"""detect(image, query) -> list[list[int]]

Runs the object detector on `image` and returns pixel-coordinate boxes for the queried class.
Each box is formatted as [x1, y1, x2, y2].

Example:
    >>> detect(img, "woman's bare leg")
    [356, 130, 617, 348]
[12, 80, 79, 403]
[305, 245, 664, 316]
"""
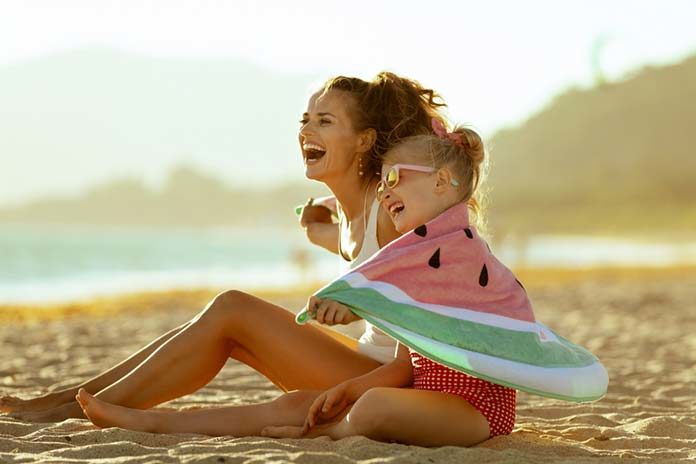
[76, 388, 320, 436]
[0, 322, 190, 413]
[263, 387, 492, 447]
[11, 290, 380, 422]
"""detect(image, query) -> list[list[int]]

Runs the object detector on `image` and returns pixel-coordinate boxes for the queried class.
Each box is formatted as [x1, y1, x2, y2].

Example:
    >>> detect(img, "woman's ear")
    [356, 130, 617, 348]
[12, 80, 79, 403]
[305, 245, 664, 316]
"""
[357, 128, 377, 153]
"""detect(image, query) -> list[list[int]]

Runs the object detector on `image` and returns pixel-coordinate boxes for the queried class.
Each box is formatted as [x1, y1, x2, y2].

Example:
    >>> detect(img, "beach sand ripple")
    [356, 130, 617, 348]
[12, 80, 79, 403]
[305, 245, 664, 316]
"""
[1, 269, 695, 463]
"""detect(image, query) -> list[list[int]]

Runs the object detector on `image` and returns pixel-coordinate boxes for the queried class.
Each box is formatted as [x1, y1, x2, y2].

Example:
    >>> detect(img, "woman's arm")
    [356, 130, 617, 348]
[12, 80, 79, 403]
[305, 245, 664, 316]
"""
[299, 203, 339, 254]
[305, 222, 339, 254]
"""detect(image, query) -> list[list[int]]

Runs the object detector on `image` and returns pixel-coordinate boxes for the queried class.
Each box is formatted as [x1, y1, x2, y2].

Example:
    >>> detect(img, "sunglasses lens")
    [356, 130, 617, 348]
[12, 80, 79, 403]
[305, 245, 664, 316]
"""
[376, 181, 385, 200]
[386, 168, 399, 188]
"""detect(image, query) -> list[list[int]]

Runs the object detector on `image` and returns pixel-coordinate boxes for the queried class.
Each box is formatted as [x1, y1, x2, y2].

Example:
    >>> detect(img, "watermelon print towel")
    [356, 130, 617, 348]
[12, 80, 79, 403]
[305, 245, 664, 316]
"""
[296, 202, 609, 402]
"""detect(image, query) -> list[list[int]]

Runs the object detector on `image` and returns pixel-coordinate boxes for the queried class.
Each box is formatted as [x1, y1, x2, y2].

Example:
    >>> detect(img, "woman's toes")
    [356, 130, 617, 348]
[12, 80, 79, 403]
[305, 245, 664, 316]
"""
[0, 392, 68, 413]
[9, 401, 82, 423]
[0, 395, 35, 413]
[0, 395, 20, 412]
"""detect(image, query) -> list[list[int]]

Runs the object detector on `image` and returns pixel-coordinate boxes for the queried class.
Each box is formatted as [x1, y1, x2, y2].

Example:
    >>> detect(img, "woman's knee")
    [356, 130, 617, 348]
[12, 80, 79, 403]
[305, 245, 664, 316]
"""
[194, 289, 255, 327]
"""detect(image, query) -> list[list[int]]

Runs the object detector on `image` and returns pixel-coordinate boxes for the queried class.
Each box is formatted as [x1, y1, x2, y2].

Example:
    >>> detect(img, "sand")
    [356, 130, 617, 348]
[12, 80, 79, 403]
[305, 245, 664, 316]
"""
[1, 267, 695, 463]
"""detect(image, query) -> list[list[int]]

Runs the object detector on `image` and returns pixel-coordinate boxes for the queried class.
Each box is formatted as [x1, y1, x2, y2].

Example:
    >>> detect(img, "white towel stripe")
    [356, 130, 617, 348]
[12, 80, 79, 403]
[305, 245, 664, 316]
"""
[344, 272, 560, 340]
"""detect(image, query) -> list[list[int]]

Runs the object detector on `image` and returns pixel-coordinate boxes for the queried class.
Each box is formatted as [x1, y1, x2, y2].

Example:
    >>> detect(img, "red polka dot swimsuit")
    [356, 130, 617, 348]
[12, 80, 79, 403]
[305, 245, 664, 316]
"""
[410, 350, 516, 438]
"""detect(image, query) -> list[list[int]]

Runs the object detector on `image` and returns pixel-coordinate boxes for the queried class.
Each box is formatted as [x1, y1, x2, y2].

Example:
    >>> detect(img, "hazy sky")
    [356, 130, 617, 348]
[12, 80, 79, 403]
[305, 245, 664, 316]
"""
[1, 0, 695, 204]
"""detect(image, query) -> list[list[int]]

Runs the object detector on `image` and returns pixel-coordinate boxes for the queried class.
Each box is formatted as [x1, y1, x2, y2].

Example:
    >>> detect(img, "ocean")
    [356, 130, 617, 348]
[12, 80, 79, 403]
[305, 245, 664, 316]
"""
[1, 225, 695, 305]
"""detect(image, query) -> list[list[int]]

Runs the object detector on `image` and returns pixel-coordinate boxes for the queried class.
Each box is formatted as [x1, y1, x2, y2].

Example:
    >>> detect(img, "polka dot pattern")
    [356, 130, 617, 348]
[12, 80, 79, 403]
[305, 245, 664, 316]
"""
[410, 351, 516, 438]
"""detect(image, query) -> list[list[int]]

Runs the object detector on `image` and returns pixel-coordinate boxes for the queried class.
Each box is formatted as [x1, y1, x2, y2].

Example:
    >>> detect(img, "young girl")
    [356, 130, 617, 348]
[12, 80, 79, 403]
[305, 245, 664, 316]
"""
[75, 119, 516, 446]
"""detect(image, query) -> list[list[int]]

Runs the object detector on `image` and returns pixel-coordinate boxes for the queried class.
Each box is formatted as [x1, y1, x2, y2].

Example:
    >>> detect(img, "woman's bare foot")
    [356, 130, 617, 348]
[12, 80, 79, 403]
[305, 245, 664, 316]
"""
[76, 389, 156, 432]
[0, 390, 76, 413]
[9, 400, 85, 423]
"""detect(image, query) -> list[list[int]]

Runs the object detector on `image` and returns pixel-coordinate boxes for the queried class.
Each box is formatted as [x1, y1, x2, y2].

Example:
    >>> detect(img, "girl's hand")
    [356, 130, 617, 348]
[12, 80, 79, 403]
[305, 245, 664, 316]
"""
[303, 381, 357, 433]
[305, 296, 361, 325]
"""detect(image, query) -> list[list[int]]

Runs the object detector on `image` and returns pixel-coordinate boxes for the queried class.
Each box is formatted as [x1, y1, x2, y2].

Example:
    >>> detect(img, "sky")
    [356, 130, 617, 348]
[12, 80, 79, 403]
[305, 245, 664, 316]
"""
[1, 0, 695, 204]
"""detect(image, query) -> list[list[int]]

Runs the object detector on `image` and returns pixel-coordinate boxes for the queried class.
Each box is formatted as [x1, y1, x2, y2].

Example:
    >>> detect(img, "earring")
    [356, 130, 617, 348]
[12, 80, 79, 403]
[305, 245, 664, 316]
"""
[358, 155, 364, 176]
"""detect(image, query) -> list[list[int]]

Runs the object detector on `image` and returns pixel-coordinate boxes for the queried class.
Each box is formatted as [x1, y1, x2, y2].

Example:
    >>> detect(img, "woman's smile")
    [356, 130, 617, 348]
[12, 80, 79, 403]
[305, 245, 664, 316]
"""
[301, 141, 327, 165]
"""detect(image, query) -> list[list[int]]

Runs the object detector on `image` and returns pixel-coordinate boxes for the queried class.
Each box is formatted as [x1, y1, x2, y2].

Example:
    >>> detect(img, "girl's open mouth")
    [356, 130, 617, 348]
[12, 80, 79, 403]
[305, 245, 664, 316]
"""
[388, 201, 405, 220]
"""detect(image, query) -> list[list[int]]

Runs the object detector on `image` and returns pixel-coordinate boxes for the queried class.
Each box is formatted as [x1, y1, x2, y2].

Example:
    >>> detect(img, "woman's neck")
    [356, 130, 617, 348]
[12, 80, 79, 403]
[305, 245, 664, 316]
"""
[327, 175, 376, 221]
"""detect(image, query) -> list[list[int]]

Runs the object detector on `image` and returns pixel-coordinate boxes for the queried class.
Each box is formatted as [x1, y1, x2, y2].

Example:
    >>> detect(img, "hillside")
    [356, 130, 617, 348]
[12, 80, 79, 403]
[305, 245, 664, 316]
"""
[0, 165, 331, 228]
[485, 54, 696, 236]
[2, 53, 695, 235]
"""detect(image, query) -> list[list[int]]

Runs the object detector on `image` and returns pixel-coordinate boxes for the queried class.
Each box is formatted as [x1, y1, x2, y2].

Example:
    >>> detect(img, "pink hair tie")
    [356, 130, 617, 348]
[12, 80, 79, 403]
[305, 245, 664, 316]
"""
[431, 118, 464, 147]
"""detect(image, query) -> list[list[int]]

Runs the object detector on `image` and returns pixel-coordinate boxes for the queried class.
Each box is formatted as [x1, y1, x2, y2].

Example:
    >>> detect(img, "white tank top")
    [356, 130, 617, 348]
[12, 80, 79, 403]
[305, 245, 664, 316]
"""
[339, 199, 397, 364]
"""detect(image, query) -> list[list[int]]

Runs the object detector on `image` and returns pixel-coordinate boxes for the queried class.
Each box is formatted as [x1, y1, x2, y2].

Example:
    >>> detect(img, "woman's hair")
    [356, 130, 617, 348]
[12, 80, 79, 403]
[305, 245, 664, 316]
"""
[386, 125, 489, 230]
[320, 72, 448, 182]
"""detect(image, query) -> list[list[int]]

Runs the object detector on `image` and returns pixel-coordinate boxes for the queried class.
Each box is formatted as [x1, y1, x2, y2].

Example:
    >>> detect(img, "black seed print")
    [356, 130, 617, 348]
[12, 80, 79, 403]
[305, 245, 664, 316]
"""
[479, 264, 489, 287]
[415, 225, 428, 237]
[464, 228, 473, 239]
[428, 248, 441, 268]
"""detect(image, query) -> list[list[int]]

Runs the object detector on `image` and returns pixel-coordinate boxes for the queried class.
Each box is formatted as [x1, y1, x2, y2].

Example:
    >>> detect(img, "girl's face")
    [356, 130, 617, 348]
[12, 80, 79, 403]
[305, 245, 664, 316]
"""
[379, 146, 448, 234]
[298, 89, 365, 182]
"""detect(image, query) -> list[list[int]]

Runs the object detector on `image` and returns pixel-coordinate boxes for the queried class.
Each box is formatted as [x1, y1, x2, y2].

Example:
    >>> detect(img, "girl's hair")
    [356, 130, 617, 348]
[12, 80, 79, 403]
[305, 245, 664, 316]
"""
[321, 72, 448, 182]
[386, 125, 489, 230]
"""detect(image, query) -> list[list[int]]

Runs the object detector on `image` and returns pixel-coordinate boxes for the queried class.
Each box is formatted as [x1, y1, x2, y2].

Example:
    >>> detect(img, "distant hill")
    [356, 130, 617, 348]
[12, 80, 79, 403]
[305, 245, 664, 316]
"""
[2, 53, 695, 235]
[485, 54, 696, 236]
[0, 165, 331, 228]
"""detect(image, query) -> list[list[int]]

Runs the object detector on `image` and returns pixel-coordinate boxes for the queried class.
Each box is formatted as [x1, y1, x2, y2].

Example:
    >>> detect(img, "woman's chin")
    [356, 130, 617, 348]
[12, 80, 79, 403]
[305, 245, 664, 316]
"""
[303, 158, 326, 180]
[304, 166, 324, 181]
[304, 159, 338, 182]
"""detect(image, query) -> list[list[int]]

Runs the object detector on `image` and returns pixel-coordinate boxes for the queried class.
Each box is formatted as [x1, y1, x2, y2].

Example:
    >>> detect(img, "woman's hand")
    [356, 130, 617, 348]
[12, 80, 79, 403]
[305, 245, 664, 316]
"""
[299, 198, 339, 253]
[305, 296, 361, 325]
[299, 199, 334, 228]
[303, 381, 358, 433]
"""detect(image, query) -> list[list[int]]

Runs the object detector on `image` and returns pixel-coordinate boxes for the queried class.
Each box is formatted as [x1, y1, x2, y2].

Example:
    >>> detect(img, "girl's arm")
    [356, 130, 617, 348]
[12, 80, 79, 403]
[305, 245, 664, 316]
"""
[345, 342, 413, 396]
[302, 343, 412, 429]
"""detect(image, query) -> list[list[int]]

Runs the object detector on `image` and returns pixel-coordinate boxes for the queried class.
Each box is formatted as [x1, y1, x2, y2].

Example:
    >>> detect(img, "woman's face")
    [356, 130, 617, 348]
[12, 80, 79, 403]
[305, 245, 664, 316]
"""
[299, 89, 364, 182]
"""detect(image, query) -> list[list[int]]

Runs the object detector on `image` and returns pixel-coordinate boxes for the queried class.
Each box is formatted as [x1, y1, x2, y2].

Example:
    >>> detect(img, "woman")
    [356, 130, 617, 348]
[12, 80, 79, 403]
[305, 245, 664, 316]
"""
[1, 72, 447, 423]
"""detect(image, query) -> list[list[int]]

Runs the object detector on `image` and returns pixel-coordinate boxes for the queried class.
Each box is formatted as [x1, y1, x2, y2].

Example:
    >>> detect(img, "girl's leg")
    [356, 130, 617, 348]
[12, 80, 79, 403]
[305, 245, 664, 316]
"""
[76, 388, 321, 436]
[0, 322, 190, 413]
[12, 290, 381, 422]
[264, 387, 491, 447]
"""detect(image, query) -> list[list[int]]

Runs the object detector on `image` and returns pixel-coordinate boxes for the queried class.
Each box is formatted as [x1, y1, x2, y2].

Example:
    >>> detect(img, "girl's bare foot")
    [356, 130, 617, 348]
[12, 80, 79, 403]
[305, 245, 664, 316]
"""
[262, 419, 344, 440]
[261, 425, 305, 439]
[0, 390, 76, 413]
[9, 400, 85, 423]
[76, 389, 156, 432]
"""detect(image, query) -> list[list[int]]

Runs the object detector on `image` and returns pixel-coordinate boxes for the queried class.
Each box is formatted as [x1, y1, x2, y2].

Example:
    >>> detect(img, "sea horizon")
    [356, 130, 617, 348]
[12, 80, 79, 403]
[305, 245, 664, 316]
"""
[2, 224, 696, 305]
